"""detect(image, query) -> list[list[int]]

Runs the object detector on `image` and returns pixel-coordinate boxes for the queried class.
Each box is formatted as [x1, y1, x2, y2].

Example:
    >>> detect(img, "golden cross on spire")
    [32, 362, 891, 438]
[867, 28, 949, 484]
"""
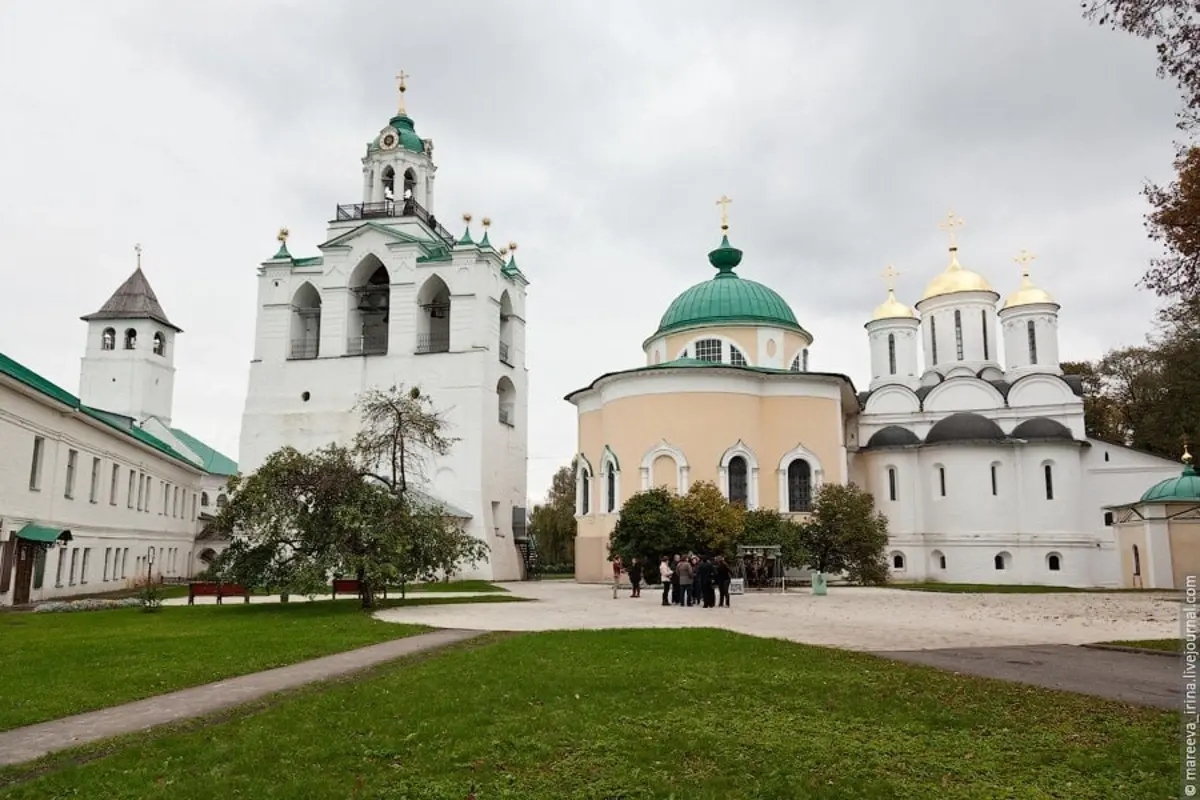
[395, 69, 409, 114]
[880, 264, 901, 292]
[134, 243, 142, 269]
[1013, 248, 1036, 278]
[938, 210, 965, 249]
[716, 194, 732, 232]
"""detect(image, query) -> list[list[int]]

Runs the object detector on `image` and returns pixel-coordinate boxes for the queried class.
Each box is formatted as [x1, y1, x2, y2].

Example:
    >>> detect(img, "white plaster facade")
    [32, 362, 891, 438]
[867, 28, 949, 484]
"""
[237, 100, 529, 581]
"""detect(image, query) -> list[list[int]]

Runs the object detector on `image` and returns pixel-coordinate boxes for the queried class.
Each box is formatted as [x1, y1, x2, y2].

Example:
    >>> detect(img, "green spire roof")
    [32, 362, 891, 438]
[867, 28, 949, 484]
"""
[480, 231, 492, 248]
[1140, 454, 1200, 503]
[458, 226, 474, 245]
[651, 234, 804, 338]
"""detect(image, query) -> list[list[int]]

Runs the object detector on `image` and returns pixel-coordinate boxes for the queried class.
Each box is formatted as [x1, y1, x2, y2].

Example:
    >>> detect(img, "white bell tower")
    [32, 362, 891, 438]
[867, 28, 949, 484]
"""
[361, 71, 436, 211]
[79, 245, 180, 425]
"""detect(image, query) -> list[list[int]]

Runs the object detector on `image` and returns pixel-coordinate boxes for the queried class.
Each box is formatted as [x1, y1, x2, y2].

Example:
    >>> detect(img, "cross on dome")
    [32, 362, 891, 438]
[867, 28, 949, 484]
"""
[395, 69, 409, 114]
[938, 210, 964, 250]
[716, 195, 732, 232]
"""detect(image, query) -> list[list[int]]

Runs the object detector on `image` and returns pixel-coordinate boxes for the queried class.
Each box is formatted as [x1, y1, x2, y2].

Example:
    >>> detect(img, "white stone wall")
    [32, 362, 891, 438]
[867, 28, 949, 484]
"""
[79, 319, 177, 426]
[239, 224, 529, 581]
[916, 292, 1001, 377]
[866, 318, 920, 389]
[0, 381, 205, 605]
[1000, 303, 1062, 378]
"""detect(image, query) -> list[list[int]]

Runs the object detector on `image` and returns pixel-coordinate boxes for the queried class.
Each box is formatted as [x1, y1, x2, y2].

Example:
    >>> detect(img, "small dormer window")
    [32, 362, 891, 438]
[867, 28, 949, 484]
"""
[124, 329, 137, 350]
[153, 332, 166, 357]
[101, 328, 116, 351]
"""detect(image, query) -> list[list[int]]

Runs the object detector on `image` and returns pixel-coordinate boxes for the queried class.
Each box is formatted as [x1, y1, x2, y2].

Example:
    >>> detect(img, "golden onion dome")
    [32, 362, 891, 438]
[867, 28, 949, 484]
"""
[921, 249, 995, 301]
[1002, 250, 1057, 309]
[871, 288, 916, 321]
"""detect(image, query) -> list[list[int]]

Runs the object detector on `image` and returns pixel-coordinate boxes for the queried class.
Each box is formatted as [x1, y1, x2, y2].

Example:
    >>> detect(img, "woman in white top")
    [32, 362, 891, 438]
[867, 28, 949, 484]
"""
[659, 556, 673, 606]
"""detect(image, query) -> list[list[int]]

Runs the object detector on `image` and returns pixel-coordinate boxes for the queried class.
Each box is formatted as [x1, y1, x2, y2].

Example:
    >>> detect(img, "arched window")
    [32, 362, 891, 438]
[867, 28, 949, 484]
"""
[497, 377, 516, 426]
[578, 465, 592, 515]
[694, 338, 721, 362]
[290, 283, 322, 359]
[403, 168, 417, 202]
[605, 463, 616, 513]
[416, 274, 450, 354]
[124, 328, 137, 350]
[381, 166, 395, 201]
[790, 355, 801, 372]
[887, 467, 898, 502]
[929, 317, 938, 365]
[1103, 511, 1114, 526]
[216, 494, 227, 509]
[153, 332, 166, 357]
[1043, 463, 1054, 500]
[802, 349, 809, 371]
[954, 309, 963, 360]
[499, 291, 514, 365]
[1047, 553, 1062, 572]
[350, 256, 391, 355]
[101, 328, 116, 351]
[1027, 320, 1038, 364]
[1133, 544, 1141, 576]
[932, 550, 947, 570]
[730, 346, 747, 367]
[981, 310, 990, 360]
[728, 456, 748, 506]
[994, 552, 1010, 571]
[200, 492, 209, 508]
[787, 460, 812, 512]
[892, 552, 905, 570]
[887, 334, 896, 375]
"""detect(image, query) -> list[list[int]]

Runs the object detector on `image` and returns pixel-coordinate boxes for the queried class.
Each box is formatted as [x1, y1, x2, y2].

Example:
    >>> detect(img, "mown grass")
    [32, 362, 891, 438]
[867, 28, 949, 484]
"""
[889, 582, 1167, 594]
[2, 629, 1176, 799]
[0, 594, 520, 732]
[404, 579, 507, 593]
[1103, 638, 1182, 653]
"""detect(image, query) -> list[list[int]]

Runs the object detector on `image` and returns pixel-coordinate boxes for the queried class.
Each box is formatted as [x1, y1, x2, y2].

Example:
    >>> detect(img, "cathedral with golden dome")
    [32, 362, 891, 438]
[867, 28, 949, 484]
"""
[567, 207, 1183, 587]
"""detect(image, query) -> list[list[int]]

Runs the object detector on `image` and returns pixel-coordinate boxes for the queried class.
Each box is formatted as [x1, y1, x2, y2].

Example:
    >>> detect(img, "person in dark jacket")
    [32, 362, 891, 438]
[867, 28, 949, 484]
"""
[676, 556, 694, 607]
[628, 557, 643, 598]
[697, 556, 717, 608]
[716, 555, 732, 608]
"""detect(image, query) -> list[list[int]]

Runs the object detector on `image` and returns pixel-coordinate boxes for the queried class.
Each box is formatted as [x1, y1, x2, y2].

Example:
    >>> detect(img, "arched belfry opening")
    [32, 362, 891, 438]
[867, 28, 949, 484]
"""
[290, 282, 322, 359]
[381, 166, 395, 202]
[403, 168, 417, 203]
[499, 290, 514, 365]
[416, 274, 451, 354]
[497, 376, 516, 426]
[348, 256, 390, 355]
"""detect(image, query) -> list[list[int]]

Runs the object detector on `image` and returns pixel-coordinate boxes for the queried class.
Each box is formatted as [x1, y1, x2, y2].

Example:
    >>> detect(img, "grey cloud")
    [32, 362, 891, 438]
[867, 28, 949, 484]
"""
[0, 0, 1181, 502]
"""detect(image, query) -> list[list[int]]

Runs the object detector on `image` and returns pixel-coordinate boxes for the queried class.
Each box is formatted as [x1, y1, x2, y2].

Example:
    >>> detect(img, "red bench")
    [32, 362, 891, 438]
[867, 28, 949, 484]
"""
[187, 581, 251, 605]
[331, 578, 387, 600]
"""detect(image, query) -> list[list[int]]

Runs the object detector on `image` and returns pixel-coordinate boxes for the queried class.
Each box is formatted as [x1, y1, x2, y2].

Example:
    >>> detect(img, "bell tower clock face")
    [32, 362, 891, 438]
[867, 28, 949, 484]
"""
[379, 127, 400, 151]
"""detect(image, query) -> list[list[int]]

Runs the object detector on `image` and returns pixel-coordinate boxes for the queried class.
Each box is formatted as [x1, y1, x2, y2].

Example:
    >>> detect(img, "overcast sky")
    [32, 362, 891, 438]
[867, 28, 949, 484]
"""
[0, 1, 1181, 503]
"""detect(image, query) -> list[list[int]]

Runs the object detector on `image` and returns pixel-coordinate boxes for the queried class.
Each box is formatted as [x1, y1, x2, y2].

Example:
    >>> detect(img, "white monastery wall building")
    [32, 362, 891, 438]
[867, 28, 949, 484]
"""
[1, 258, 237, 606]
[568, 210, 1182, 587]
[238, 78, 530, 581]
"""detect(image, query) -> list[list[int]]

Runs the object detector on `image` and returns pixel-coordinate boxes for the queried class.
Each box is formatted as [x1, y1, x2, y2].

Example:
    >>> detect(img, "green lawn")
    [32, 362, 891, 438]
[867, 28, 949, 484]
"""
[0, 595, 519, 732]
[1102, 638, 1183, 653]
[1, 629, 1175, 799]
[889, 582, 1165, 594]
[404, 579, 507, 593]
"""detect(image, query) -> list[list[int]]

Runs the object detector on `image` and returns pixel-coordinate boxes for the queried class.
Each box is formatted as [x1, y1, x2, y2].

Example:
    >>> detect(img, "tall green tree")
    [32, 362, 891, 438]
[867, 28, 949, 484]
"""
[741, 508, 808, 570]
[215, 385, 488, 608]
[608, 487, 684, 573]
[675, 481, 745, 557]
[529, 461, 577, 567]
[799, 483, 890, 585]
[1061, 360, 1124, 441]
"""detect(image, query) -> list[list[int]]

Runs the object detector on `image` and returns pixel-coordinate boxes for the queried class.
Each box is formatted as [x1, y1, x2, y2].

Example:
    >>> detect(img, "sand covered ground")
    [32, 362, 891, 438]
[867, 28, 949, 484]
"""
[372, 580, 1182, 651]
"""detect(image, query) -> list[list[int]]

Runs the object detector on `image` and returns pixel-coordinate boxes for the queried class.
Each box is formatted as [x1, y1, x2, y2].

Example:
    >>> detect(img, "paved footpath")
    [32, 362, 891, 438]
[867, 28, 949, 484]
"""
[0, 628, 481, 767]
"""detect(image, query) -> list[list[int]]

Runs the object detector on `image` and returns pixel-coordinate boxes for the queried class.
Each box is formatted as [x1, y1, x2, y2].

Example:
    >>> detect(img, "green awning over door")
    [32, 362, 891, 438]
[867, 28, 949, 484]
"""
[15, 524, 72, 544]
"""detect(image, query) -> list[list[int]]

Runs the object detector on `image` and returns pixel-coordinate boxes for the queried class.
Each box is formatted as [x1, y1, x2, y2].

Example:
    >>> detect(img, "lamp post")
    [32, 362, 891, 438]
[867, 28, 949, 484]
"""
[146, 547, 155, 587]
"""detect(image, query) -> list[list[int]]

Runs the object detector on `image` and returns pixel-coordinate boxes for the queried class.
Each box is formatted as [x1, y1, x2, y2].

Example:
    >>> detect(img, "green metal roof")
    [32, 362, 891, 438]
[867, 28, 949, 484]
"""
[170, 427, 239, 476]
[369, 114, 425, 154]
[652, 236, 804, 339]
[17, 524, 72, 544]
[1140, 461, 1200, 503]
[0, 350, 203, 471]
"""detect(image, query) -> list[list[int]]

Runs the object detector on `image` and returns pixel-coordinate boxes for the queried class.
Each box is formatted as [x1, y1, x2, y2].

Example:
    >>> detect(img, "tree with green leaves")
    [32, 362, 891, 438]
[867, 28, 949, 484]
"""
[799, 482, 890, 586]
[529, 460, 577, 569]
[675, 481, 745, 557]
[608, 487, 683, 577]
[215, 385, 488, 608]
[741, 508, 807, 570]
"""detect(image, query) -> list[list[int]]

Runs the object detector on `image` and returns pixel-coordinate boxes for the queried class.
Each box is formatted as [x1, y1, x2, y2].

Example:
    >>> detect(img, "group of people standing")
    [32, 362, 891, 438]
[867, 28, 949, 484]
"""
[609, 554, 732, 608]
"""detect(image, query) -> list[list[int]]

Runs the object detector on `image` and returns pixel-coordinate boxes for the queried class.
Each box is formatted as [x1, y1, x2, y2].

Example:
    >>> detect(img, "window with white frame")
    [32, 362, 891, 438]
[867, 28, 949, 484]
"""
[604, 461, 617, 513]
[728, 456, 749, 506]
[730, 346, 747, 367]
[786, 460, 812, 512]
[790, 354, 801, 372]
[577, 463, 592, 515]
[694, 339, 722, 362]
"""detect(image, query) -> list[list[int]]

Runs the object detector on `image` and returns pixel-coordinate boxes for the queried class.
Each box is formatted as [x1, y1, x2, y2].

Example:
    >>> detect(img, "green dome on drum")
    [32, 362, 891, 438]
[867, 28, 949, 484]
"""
[1140, 452, 1200, 503]
[653, 236, 804, 337]
[371, 114, 426, 154]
